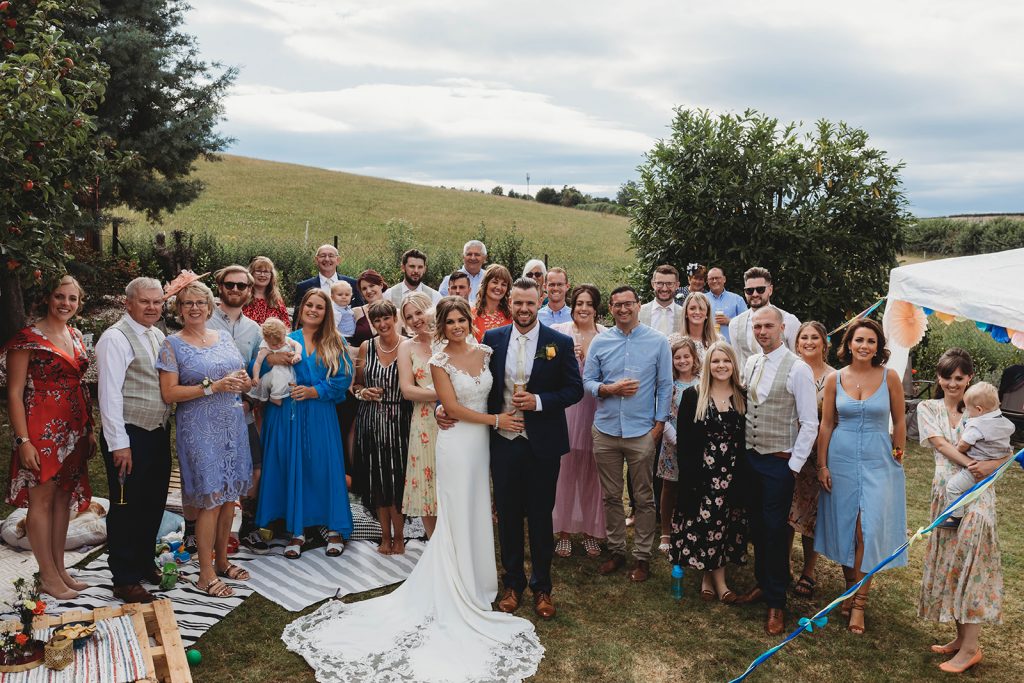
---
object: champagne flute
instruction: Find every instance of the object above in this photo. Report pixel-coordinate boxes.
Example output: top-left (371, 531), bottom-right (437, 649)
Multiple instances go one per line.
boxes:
top-left (116, 471), bottom-right (127, 505)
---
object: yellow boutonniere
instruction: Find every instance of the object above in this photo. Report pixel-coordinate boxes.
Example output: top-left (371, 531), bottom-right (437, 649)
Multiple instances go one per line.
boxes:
top-left (536, 343), bottom-right (557, 360)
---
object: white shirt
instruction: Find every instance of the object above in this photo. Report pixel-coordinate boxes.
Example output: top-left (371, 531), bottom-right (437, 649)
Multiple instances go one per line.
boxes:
top-left (650, 302), bottom-right (677, 336)
top-left (386, 281), bottom-right (442, 307)
top-left (96, 314), bottom-right (161, 452)
top-left (729, 305), bottom-right (801, 369)
top-left (504, 323), bottom-right (543, 411)
top-left (743, 344), bottom-right (819, 473)
top-left (318, 273), bottom-right (339, 293)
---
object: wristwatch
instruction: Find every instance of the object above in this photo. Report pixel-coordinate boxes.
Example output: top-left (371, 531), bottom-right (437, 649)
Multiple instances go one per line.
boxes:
top-left (202, 377), bottom-right (213, 396)
top-left (14, 436), bottom-right (31, 447)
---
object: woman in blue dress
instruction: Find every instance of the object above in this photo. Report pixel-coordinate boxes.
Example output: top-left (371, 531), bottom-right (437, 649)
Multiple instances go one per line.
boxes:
top-left (815, 318), bottom-right (906, 635)
top-left (256, 288), bottom-right (354, 560)
top-left (157, 281), bottom-right (253, 597)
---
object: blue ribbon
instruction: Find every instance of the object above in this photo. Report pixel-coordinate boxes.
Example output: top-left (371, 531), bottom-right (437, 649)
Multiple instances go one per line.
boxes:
top-left (797, 616), bottom-right (828, 633)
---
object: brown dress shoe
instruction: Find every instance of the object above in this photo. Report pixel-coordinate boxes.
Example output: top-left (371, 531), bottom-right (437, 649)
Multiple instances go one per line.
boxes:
top-left (112, 583), bottom-right (156, 604)
top-left (628, 560), bottom-right (650, 583)
top-left (765, 608), bottom-right (785, 636)
top-left (598, 554), bottom-right (626, 575)
top-left (737, 586), bottom-right (764, 605)
top-left (497, 587), bottom-right (520, 613)
top-left (534, 592), bottom-right (555, 619)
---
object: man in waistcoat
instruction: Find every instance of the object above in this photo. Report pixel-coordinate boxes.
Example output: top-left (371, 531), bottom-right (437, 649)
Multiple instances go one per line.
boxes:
top-left (638, 264), bottom-right (683, 336)
top-left (736, 306), bottom-right (819, 635)
top-left (728, 266), bottom-right (801, 371)
top-left (96, 277), bottom-right (173, 603)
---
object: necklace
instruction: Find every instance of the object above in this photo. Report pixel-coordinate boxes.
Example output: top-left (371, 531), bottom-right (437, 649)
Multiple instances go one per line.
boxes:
top-left (377, 336), bottom-right (401, 354)
top-left (183, 329), bottom-right (208, 345)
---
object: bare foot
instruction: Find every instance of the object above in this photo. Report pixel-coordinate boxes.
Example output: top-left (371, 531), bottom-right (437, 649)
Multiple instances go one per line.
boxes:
top-left (391, 537), bottom-right (406, 555)
top-left (40, 580), bottom-right (78, 600)
top-left (377, 539), bottom-right (392, 555)
top-left (59, 572), bottom-right (88, 591)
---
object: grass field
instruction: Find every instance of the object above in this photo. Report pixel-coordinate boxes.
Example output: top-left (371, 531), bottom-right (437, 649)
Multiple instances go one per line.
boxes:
top-left (1, 405), bottom-right (1020, 683)
top-left (114, 155), bottom-right (634, 286)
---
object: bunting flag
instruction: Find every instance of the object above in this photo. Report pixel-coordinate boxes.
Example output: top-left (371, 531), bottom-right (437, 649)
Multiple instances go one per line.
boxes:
top-left (827, 297), bottom-right (886, 342)
top-left (729, 449), bottom-right (1024, 683)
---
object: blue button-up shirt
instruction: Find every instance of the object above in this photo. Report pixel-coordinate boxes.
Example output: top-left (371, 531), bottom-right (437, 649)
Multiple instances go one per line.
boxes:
top-left (537, 304), bottom-right (572, 326)
top-left (583, 323), bottom-right (673, 438)
top-left (707, 289), bottom-right (747, 342)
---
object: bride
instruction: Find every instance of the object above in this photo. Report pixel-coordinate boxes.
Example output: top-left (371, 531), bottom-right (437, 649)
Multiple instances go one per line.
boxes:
top-left (283, 296), bottom-right (544, 682)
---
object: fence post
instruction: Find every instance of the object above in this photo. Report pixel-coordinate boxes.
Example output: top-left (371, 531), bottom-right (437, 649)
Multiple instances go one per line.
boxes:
top-left (543, 253), bottom-right (548, 268)
top-left (334, 235), bottom-right (338, 249)
top-left (112, 220), bottom-right (119, 257)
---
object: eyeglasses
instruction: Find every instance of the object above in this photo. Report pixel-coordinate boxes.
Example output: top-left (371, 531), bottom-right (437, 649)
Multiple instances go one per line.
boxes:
top-left (610, 301), bottom-right (638, 310)
top-left (744, 286), bottom-right (767, 295)
top-left (221, 282), bottom-right (250, 291)
top-left (179, 300), bottom-right (208, 309)
top-left (252, 270), bottom-right (272, 276)
top-left (527, 272), bottom-right (544, 278)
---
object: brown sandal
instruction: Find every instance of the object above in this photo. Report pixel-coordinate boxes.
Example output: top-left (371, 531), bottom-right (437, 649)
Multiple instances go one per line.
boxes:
top-left (197, 577), bottom-right (233, 598)
top-left (848, 593), bottom-right (868, 635)
top-left (216, 563), bottom-right (250, 581)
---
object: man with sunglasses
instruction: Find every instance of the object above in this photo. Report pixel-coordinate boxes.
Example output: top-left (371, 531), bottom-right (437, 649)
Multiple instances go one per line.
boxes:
top-left (208, 265), bottom-right (267, 552)
top-left (728, 266), bottom-right (801, 371)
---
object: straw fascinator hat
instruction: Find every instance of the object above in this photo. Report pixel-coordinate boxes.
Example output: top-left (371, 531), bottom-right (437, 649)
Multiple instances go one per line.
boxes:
top-left (163, 270), bottom-right (210, 301)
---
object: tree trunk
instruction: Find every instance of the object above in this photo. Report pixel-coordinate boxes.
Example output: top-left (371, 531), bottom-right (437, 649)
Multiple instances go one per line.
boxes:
top-left (0, 270), bottom-right (27, 347)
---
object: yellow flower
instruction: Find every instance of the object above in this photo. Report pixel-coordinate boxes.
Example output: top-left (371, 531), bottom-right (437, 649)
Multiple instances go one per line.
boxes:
top-left (544, 344), bottom-right (556, 360)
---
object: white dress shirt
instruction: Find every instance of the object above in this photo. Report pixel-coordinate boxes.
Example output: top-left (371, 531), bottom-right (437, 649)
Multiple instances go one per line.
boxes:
top-left (650, 302), bottom-right (676, 336)
top-left (743, 343), bottom-right (819, 472)
top-left (319, 273), bottom-right (339, 293)
top-left (96, 315), bottom-right (160, 452)
top-left (504, 323), bottom-right (543, 411)
top-left (387, 281), bottom-right (442, 307)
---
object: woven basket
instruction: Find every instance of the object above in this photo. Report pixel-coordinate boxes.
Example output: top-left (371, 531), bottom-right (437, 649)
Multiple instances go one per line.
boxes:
top-left (44, 635), bottom-right (74, 671)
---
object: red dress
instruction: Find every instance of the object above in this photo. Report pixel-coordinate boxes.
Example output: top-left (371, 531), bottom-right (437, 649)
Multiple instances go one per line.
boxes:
top-left (4, 326), bottom-right (93, 512)
top-left (472, 310), bottom-right (512, 342)
top-left (243, 296), bottom-right (290, 327)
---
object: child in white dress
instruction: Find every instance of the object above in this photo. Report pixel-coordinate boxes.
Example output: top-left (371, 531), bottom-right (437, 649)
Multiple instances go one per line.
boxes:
top-left (249, 318), bottom-right (302, 405)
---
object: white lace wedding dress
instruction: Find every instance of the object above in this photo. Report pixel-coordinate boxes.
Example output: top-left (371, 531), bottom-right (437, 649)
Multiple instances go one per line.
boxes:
top-left (283, 346), bottom-right (544, 683)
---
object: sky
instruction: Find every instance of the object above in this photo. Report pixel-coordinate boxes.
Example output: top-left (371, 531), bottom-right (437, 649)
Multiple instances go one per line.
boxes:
top-left (187, 0), bottom-right (1024, 217)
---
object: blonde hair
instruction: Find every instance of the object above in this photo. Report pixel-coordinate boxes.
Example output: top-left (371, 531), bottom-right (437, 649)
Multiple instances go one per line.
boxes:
top-left (694, 341), bottom-right (746, 421)
top-left (249, 256), bottom-right (285, 308)
top-left (261, 317), bottom-right (288, 347)
top-left (401, 291), bottom-right (435, 336)
top-left (671, 336), bottom-right (700, 380)
top-left (964, 381), bottom-right (1000, 413)
top-left (330, 280), bottom-right (353, 296)
top-left (796, 321), bottom-right (830, 364)
top-left (681, 292), bottom-right (717, 348)
top-left (174, 281), bottom-right (215, 322)
top-left (296, 288), bottom-right (351, 378)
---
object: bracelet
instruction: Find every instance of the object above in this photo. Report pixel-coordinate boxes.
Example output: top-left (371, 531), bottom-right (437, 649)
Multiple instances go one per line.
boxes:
top-left (355, 388), bottom-right (363, 400)
top-left (817, 465), bottom-right (828, 471)
top-left (494, 414), bottom-right (500, 429)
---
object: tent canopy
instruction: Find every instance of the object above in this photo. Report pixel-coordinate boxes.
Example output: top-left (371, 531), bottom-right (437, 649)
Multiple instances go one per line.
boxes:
top-left (883, 248), bottom-right (1024, 378)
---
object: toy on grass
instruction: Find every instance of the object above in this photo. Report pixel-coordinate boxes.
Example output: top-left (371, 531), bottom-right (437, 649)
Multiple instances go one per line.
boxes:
top-left (186, 649), bottom-right (201, 666)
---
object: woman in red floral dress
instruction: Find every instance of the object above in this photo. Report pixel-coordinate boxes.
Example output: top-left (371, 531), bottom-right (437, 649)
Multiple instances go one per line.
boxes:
top-left (4, 275), bottom-right (94, 599)
top-left (243, 256), bottom-right (290, 326)
top-left (471, 265), bottom-right (512, 342)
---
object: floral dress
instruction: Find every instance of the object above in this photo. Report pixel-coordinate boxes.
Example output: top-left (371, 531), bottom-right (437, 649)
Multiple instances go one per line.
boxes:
top-left (402, 350), bottom-right (438, 517)
top-left (788, 368), bottom-right (835, 537)
top-left (243, 296), bottom-right (290, 327)
top-left (917, 399), bottom-right (1002, 624)
top-left (472, 310), bottom-right (512, 342)
top-left (4, 326), bottom-right (93, 512)
top-left (656, 377), bottom-right (699, 481)
top-left (670, 392), bottom-right (747, 570)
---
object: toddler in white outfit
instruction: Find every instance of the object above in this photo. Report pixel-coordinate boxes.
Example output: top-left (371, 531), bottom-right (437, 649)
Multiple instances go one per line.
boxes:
top-left (938, 381), bottom-right (1015, 528)
top-left (249, 318), bottom-right (302, 405)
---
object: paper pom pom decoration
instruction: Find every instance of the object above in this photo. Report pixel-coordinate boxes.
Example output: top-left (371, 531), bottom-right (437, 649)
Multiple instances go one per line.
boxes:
top-left (887, 300), bottom-right (929, 348)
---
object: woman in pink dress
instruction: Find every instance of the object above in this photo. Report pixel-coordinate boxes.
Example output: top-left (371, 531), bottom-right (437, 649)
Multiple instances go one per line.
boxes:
top-left (551, 284), bottom-right (606, 558)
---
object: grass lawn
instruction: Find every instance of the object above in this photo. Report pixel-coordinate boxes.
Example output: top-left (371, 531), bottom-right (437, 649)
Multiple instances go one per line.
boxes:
top-left (1, 405), bottom-right (1020, 682)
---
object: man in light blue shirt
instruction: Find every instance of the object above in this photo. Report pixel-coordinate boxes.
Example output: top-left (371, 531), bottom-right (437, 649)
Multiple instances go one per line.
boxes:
top-left (537, 267), bottom-right (572, 326)
top-left (583, 285), bottom-right (672, 583)
top-left (438, 239), bottom-right (487, 302)
top-left (707, 267), bottom-right (747, 342)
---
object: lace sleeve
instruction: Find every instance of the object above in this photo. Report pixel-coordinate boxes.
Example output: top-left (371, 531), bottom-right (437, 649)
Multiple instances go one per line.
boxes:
top-left (478, 343), bottom-right (493, 366)
top-left (429, 350), bottom-right (451, 371)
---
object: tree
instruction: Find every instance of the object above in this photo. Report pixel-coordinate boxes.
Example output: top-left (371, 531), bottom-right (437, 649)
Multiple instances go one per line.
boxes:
top-left (559, 185), bottom-right (584, 207)
top-left (490, 185), bottom-right (504, 196)
top-left (1, 0), bottom-right (115, 344)
top-left (534, 187), bottom-right (559, 204)
top-left (628, 108), bottom-right (909, 327)
top-left (65, 0), bottom-right (236, 225)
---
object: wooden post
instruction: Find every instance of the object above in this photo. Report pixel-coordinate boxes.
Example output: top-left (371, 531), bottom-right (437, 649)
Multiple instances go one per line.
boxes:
top-left (334, 235), bottom-right (338, 249)
top-left (112, 220), bottom-right (119, 257)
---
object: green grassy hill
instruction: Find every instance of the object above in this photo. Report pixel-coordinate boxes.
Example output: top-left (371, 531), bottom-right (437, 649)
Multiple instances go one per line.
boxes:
top-left (116, 155), bottom-right (633, 287)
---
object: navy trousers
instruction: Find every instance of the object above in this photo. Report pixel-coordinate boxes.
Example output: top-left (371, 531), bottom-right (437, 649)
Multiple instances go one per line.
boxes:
top-left (744, 449), bottom-right (796, 610)
top-left (101, 425), bottom-right (171, 586)
top-left (490, 435), bottom-right (560, 595)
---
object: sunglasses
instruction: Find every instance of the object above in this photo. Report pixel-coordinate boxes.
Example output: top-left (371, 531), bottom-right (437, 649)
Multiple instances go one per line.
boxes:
top-left (221, 282), bottom-right (250, 291)
top-left (744, 286), bottom-right (767, 295)
top-left (527, 272), bottom-right (544, 278)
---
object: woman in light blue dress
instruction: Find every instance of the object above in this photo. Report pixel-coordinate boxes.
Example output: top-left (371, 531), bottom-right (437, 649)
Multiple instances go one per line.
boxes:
top-left (157, 281), bottom-right (253, 597)
top-left (815, 318), bottom-right (906, 635)
top-left (256, 289), bottom-right (354, 560)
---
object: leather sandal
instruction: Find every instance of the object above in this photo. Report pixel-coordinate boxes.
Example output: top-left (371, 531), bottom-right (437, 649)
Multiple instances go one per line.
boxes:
top-left (658, 535), bottom-right (671, 555)
top-left (793, 574), bottom-right (816, 598)
top-left (325, 533), bottom-right (345, 557)
top-left (216, 563), bottom-right (250, 581)
top-left (197, 577), bottom-right (233, 598)
top-left (582, 537), bottom-right (601, 557)
top-left (848, 593), bottom-right (868, 635)
top-left (284, 537), bottom-right (304, 560)
top-left (555, 537), bottom-right (571, 558)
top-left (840, 581), bottom-right (856, 617)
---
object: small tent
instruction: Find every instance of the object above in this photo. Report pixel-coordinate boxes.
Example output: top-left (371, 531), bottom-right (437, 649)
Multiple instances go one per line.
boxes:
top-left (882, 248), bottom-right (1024, 379)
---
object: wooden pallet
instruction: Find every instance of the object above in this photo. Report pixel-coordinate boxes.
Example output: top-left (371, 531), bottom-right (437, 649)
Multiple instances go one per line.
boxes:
top-left (3, 599), bottom-right (192, 683)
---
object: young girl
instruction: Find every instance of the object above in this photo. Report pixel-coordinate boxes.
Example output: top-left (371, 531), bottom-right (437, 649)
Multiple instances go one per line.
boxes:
top-left (657, 336), bottom-right (701, 554)
top-left (331, 280), bottom-right (358, 341)
top-left (249, 318), bottom-right (302, 405)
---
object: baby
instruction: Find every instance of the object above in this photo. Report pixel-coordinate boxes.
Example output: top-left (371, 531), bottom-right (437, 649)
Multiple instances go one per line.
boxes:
top-left (331, 280), bottom-right (356, 338)
top-left (249, 318), bottom-right (302, 405)
top-left (938, 381), bottom-right (1015, 529)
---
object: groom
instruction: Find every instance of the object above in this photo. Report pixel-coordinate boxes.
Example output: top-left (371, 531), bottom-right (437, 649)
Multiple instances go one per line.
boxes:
top-left (484, 277), bottom-right (583, 619)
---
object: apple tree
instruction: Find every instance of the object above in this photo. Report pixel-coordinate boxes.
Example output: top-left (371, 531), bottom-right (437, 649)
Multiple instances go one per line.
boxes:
top-left (0, 0), bottom-right (115, 345)
top-left (627, 108), bottom-right (910, 327)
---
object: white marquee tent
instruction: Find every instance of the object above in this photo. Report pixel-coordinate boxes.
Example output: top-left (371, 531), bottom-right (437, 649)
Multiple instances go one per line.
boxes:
top-left (882, 247), bottom-right (1024, 378)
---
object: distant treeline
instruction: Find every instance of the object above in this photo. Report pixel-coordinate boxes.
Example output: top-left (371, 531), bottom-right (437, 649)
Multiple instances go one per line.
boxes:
top-left (486, 184), bottom-right (630, 216)
top-left (903, 216), bottom-right (1024, 255)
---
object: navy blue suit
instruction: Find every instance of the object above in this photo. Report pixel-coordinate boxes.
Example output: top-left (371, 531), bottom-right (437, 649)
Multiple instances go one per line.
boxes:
top-left (291, 273), bottom-right (363, 330)
top-left (483, 323), bottom-right (583, 595)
